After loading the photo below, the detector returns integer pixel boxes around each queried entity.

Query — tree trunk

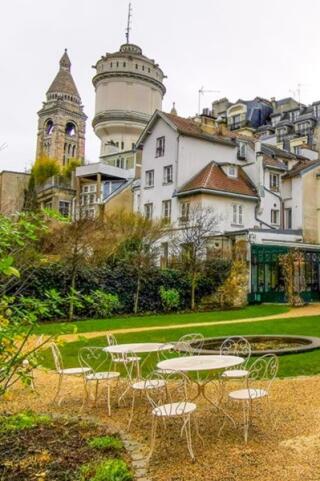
[68,269,76,321]
[134,274,141,314]
[191,273,196,311]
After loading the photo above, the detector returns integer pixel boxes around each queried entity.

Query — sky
[1,0,320,172]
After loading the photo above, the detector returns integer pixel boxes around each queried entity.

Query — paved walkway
[56,304,320,343]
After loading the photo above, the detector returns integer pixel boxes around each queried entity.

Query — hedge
[12,259,231,315]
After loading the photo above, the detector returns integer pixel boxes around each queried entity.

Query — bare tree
[42,216,119,320]
[169,204,220,310]
[108,211,163,314]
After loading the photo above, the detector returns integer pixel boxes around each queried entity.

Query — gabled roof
[282,159,320,179]
[261,143,308,161]
[262,155,288,171]
[136,111,236,148]
[177,161,258,199]
[47,49,80,99]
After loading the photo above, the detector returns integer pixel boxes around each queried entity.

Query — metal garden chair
[224,354,279,442]
[50,342,91,406]
[145,370,202,462]
[78,346,120,415]
[120,351,167,430]
[174,333,205,356]
[220,336,251,380]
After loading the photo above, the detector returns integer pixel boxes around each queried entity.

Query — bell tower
[35,49,87,167]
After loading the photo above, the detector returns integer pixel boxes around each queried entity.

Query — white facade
[92,43,166,156]
[136,114,258,234]
[135,112,320,244]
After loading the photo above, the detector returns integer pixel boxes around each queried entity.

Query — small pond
[183,335,320,356]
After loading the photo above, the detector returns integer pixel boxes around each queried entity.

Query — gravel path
[54,304,320,343]
[2,370,320,481]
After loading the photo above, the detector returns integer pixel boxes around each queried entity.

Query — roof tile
[178,161,258,198]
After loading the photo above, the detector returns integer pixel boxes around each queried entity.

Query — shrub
[82,291,121,318]
[159,286,180,311]
[0,412,51,433]
[80,459,133,481]
[88,435,123,451]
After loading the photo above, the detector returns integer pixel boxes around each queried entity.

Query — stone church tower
[35,49,87,167]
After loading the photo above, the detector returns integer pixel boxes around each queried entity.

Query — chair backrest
[121,350,140,383]
[220,336,251,365]
[157,342,175,364]
[51,343,63,372]
[175,333,204,355]
[248,354,279,394]
[145,371,191,416]
[106,333,117,347]
[78,347,109,374]
[106,333,119,362]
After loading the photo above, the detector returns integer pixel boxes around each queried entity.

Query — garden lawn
[35,304,289,336]
[39,314,320,378]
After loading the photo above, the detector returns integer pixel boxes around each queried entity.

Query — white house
[135,111,259,234]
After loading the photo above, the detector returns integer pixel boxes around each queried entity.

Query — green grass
[88,436,123,451]
[39,314,320,378]
[35,304,289,336]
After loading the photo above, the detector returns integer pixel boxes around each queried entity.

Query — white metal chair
[174,333,205,356]
[106,333,141,374]
[145,371,201,462]
[156,342,176,374]
[50,342,91,406]
[220,336,251,380]
[78,347,120,415]
[226,354,279,442]
[120,351,167,430]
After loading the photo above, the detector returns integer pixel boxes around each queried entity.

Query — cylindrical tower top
[92,42,166,156]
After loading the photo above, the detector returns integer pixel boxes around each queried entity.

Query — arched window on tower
[65,122,76,137]
[72,145,76,157]
[45,119,54,135]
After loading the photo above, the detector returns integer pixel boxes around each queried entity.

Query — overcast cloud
[1,0,320,172]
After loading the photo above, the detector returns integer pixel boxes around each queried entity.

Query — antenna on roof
[198,86,220,115]
[125,3,132,44]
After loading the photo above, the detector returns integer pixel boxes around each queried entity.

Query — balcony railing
[36,176,73,193]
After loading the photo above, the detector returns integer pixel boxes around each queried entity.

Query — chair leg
[243,400,250,444]
[81,378,90,408]
[53,374,63,405]
[94,381,99,406]
[194,416,204,447]
[127,389,135,431]
[107,384,111,416]
[185,416,195,461]
[147,416,158,463]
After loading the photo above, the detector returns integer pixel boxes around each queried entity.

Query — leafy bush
[159,286,180,311]
[11,258,231,317]
[82,291,121,318]
[0,412,51,433]
[80,459,132,481]
[88,435,123,451]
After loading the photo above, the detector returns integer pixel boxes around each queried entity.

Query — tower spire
[125,3,132,44]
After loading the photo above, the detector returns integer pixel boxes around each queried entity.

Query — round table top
[157,355,244,372]
[104,342,174,354]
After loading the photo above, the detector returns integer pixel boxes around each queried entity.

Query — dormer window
[228,165,237,177]
[237,141,246,160]
[313,104,320,119]
[289,110,299,121]
[276,127,287,142]
[271,116,281,126]
[296,121,311,136]
[270,172,280,192]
